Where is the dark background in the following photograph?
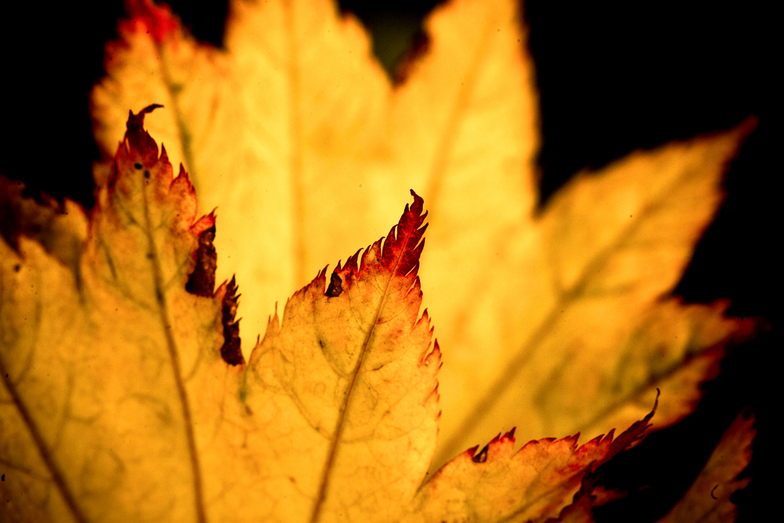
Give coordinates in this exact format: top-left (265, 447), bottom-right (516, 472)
top-left (1, 1), bottom-right (778, 521)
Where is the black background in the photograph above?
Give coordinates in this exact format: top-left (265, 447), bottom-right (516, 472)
top-left (1, 1), bottom-right (778, 521)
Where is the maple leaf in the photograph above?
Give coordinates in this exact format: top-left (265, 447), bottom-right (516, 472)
top-left (89, 0), bottom-right (760, 464)
top-left (0, 108), bottom-right (435, 522)
top-left (1, 109), bottom-right (652, 522)
top-left (0, 0), bottom-right (769, 521)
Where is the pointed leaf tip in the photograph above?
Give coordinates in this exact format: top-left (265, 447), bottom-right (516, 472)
top-left (124, 104), bottom-right (164, 168)
top-left (124, 0), bottom-right (179, 43)
top-left (379, 190), bottom-right (428, 278)
top-left (604, 390), bottom-right (659, 461)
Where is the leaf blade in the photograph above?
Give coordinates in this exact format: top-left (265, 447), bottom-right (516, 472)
top-left (0, 108), bottom-right (222, 522)
top-left (92, 0), bottom-right (392, 342)
top-left (233, 191), bottom-right (439, 522)
top-left (405, 403), bottom-right (655, 523)
top-left (434, 123), bottom-right (758, 468)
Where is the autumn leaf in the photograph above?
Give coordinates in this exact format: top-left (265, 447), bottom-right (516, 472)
top-left (0, 0), bottom-right (766, 520)
top-left (1, 108), bottom-right (435, 522)
top-left (401, 399), bottom-right (658, 522)
top-left (89, 0), bottom-right (759, 468)
top-left (90, 0), bottom-right (394, 342)
top-left (2, 109), bottom-right (656, 522)
top-left (1, 110), bottom-right (222, 522)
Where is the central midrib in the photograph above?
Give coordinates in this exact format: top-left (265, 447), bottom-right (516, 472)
top-left (141, 177), bottom-right (207, 523)
top-left (309, 238), bottom-right (415, 523)
top-left (155, 39), bottom-right (199, 196)
top-left (423, 10), bottom-right (504, 228)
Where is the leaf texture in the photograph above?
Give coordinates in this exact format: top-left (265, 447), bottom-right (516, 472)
top-left (0, 109), bottom-right (440, 522)
top-left (434, 124), bottom-right (759, 467)
top-left (403, 401), bottom-right (655, 523)
top-left (23, 0), bottom-right (762, 520)
top-left (91, 0), bottom-right (392, 339)
top-left (90, 0), bottom-right (759, 477)
top-left (233, 188), bottom-right (439, 522)
top-left (1, 106), bottom-right (220, 523)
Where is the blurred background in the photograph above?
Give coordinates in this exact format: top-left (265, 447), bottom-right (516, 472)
top-left (1, 1), bottom-right (778, 521)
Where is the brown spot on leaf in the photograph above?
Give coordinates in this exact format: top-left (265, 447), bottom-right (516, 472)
top-left (220, 276), bottom-right (244, 366)
top-left (186, 225), bottom-right (217, 297)
top-left (325, 271), bottom-right (343, 297)
top-left (472, 444), bottom-right (489, 463)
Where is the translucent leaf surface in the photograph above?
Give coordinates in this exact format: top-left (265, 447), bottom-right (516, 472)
top-left (1, 0), bottom-right (762, 520)
top-left (404, 403), bottom-right (654, 523)
top-left (2, 107), bottom-right (220, 522)
top-left (90, 1), bottom-right (758, 474)
top-left (91, 0), bottom-right (392, 339)
top-left (1, 110), bottom-right (439, 522)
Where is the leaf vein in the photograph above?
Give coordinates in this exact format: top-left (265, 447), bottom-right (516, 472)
top-left (140, 179), bottom-right (207, 523)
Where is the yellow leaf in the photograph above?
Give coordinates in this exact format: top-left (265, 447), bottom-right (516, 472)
top-left (230, 190), bottom-right (438, 522)
top-left (1, 110), bottom-right (439, 522)
top-left (2, 108), bottom-right (222, 522)
top-left (2, 0), bottom-right (763, 520)
top-left (403, 415), bottom-right (650, 523)
top-left (90, 0), bottom-right (758, 472)
top-left (434, 125), bottom-right (758, 467)
top-left (91, 0), bottom-right (392, 340)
